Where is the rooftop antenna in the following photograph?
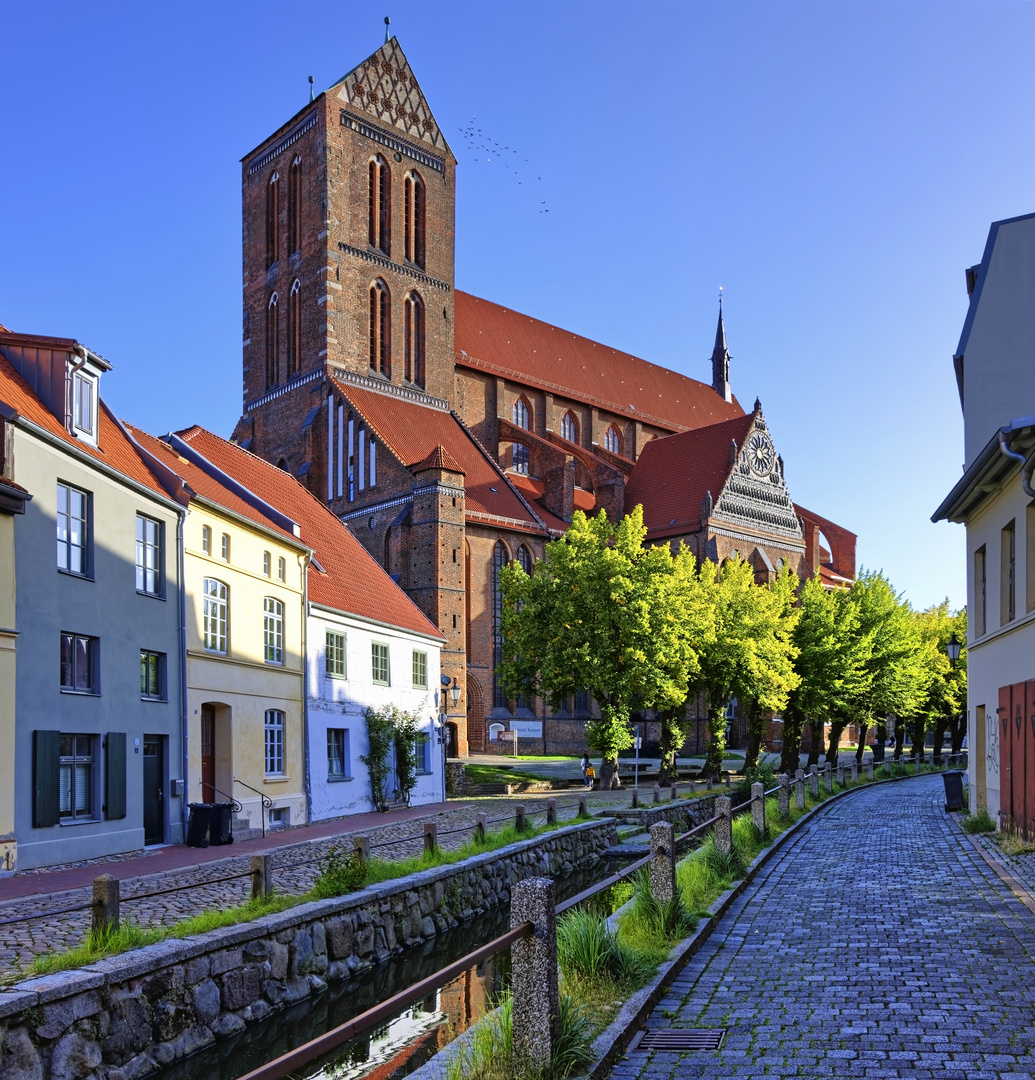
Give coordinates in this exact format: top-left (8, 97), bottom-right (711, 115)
top-left (384, 15), bottom-right (391, 43)
top-left (308, 75), bottom-right (315, 103)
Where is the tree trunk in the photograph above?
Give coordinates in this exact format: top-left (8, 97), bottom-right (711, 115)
top-left (657, 708), bottom-right (686, 787)
top-left (743, 700), bottom-right (765, 775)
top-left (932, 716), bottom-right (947, 765)
top-left (855, 725), bottom-right (869, 765)
top-left (807, 721), bottom-right (823, 767)
top-left (597, 756), bottom-right (621, 790)
top-left (949, 712), bottom-right (966, 756)
top-left (825, 721), bottom-right (847, 767)
top-left (703, 707), bottom-right (725, 779)
top-left (909, 717), bottom-right (925, 762)
top-left (893, 720), bottom-right (905, 761)
top-left (781, 710), bottom-right (805, 775)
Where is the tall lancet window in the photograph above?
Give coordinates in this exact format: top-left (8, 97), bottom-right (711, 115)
top-left (560, 411), bottom-right (578, 443)
top-left (368, 156), bottom-right (391, 256)
top-left (266, 171), bottom-right (280, 269)
top-left (265, 292), bottom-right (279, 388)
top-left (369, 279), bottom-right (391, 377)
top-left (287, 280), bottom-right (301, 375)
top-left (287, 156), bottom-right (301, 256)
top-left (404, 291), bottom-right (425, 388)
top-left (404, 171), bottom-right (426, 268)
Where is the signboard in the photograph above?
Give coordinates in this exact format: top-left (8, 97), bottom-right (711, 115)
top-left (508, 721), bottom-right (543, 739)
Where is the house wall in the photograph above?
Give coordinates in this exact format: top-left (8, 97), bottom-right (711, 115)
top-left (307, 607), bottom-right (443, 820)
top-left (12, 427), bottom-right (185, 869)
top-left (183, 505), bottom-right (307, 831)
top-left (0, 507), bottom-right (17, 872)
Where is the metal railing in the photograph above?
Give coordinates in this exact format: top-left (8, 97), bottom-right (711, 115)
top-left (234, 778), bottom-right (274, 838)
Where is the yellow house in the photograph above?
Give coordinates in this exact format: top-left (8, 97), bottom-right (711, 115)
top-left (133, 428), bottom-right (311, 835)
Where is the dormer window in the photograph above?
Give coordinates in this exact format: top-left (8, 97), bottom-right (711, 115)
top-left (72, 372), bottom-right (95, 438)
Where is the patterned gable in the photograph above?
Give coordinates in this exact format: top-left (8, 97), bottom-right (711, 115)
top-left (333, 38), bottom-right (449, 154)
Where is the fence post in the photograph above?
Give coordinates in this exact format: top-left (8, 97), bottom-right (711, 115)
top-left (725, 773), bottom-right (731, 790)
top-left (751, 782), bottom-right (765, 835)
top-left (353, 835), bottom-right (370, 863)
top-left (670, 781), bottom-right (680, 802)
top-left (251, 855), bottom-right (272, 899)
top-left (630, 788), bottom-right (639, 809)
top-left (92, 874), bottom-right (119, 937)
top-left (546, 798), bottom-right (556, 825)
top-left (423, 822), bottom-right (438, 856)
top-left (510, 878), bottom-right (559, 1071)
top-left (577, 795), bottom-right (588, 819)
top-left (836, 764), bottom-right (845, 788)
top-left (915, 754), bottom-right (921, 775)
top-left (778, 774), bottom-right (790, 818)
top-left (823, 762), bottom-right (833, 794)
top-left (706, 773), bottom-right (713, 792)
top-left (652, 784), bottom-right (661, 805)
top-left (851, 762), bottom-right (858, 783)
top-left (867, 760), bottom-right (874, 781)
top-left (649, 822), bottom-right (676, 903)
top-left (714, 795), bottom-right (732, 857)
top-left (809, 766), bottom-right (820, 799)
top-left (515, 804), bottom-right (527, 833)
top-left (794, 768), bottom-right (805, 809)
top-left (475, 811), bottom-right (487, 842)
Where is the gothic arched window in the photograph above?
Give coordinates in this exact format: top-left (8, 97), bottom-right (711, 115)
top-left (369, 279), bottom-right (391, 377)
top-left (265, 292), bottom-right (279, 388)
top-left (368, 156), bottom-right (391, 256)
top-left (512, 397), bottom-right (531, 430)
top-left (560, 411), bottom-right (579, 443)
top-left (517, 545), bottom-right (533, 576)
top-left (404, 291), bottom-right (425, 387)
top-left (404, 171), bottom-right (426, 268)
top-left (492, 540), bottom-right (509, 710)
top-left (266, 171), bottom-right (280, 269)
top-left (287, 279), bottom-right (301, 375)
top-left (604, 424), bottom-right (622, 456)
top-left (287, 156), bottom-right (301, 256)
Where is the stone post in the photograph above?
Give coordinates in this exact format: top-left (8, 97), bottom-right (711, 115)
top-left (725, 773), bottom-right (731, 790)
top-left (92, 874), bottom-right (119, 937)
top-left (823, 762), bottom-right (833, 793)
top-left (714, 795), bottom-right (732, 857)
top-left (353, 835), bottom-right (370, 863)
top-left (915, 754), bottom-right (922, 775)
top-left (577, 796), bottom-right (588, 819)
top-left (515, 804), bottom-right (527, 833)
top-left (836, 764), bottom-right (845, 788)
top-left (751, 782), bottom-right (765, 835)
top-left (851, 762), bottom-right (858, 783)
top-left (630, 789), bottom-right (639, 809)
top-left (670, 781), bottom-right (681, 802)
top-left (649, 822), bottom-right (676, 904)
top-left (475, 811), bottom-right (488, 842)
top-left (510, 878), bottom-right (559, 1071)
top-left (251, 855), bottom-right (271, 899)
top-left (778, 774), bottom-right (790, 818)
top-left (867, 760), bottom-right (874, 781)
top-left (809, 766), bottom-right (819, 799)
top-left (652, 784), bottom-right (661, 805)
top-left (706, 774), bottom-right (713, 792)
top-left (546, 798), bottom-right (556, 825)
top-left (423, 822), bottom-right (438, 856)
top-left (795, 769), bottom-right (805, 810)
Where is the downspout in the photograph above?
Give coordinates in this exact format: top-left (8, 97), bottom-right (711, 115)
top-left (301, 554), bottom-right (313, 826)
top-left (177, 509), bottom-right (190, 844)
top-left (997, 430), bottom-right (1035, 497)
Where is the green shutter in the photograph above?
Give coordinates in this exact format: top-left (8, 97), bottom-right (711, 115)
top-left (33, 730), bottom-right (61, 828)
top-left (106, 732), bottom-right (126, 820)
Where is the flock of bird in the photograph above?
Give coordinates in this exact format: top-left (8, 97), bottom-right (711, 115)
top-left (458, 117), bottom-right (550, 213)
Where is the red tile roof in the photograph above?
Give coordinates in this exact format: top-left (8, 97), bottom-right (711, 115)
top-left (0, 353), bottom-right (166, 498)
top-left (331, 378), bottom-right (547, 534)
top-left (412, 445), bottom-right (465, 474)
top-left (624, 413), bottom-right (756, 538)
top-left (506, 474), bottom-right (597, 533)
top-left (454, 292), bottom-right (745, 433)
top-left (173, 426), bottom-right (444, 640)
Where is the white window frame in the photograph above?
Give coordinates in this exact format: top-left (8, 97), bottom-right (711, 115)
top-left (202, 525), bottom-right (212, 555)
top-left (371, 641), bottom-right (390, 685)
top-left (135, 514), bottom-right (162, 596)
top-left (264, 597), bottom-right (284, 664)
top-left (265, 710), bottom-right (285, 775)
top-left (72, 371), bottom-right (97, 442)
top-left (325, 630), bottom-right (347, 678)
top-left (202, 578), bottom-right (228, 654)
top-left (56, 482), bottom-right (90, 577)
top-left (327, 728), bottom-right (351, 780)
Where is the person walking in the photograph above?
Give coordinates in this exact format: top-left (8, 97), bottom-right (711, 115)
top-left (581, 753), bottom-right (595, 789)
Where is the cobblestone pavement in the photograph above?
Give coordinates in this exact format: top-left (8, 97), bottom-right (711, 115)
top-left (609, 774), bottom-right (1035, 1080)
top-left (0, 788), bottom-right (638, 978)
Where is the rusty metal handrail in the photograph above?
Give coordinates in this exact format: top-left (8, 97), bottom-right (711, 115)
top-left (121, 868), bottom-right (254, 904)
top-left (0, 899), bottom-right (99, 927)
top-left (234, 920), bottom-right (534, 1080)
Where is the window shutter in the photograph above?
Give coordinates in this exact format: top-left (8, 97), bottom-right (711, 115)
top-left (106, 732), bottom-right (127, 820)
top-left (33, 730), bottom-right (61, 827)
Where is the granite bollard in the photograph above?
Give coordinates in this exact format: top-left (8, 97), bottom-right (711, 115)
top-left (510, 877), bottom-right (559, 1071)
top-left (649, 821), bottom-right (676, 903)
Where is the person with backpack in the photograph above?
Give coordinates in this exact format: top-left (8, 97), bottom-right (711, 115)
top-left (582, 753), bottom-right (595, 789)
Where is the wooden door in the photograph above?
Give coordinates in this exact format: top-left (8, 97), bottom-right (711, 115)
top-left (999, 684), bottom-right (1012, 827)
top-left (201, 705), bottom-right (215, 803)
top-left (975, 704), bottom-right (986, 812)
top-left (1014, 683), bottom-right (1027, 828)
top-left (1026, 681), bottom-right (1035, 835)
top-left (143, 737), bottom-right (164, 844)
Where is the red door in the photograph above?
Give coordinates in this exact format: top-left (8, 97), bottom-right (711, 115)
top-left (1000, 684), bottom-right (1013, 828)
top-left (1014, 683), bottom-right (1027, 829)
top-left (201, 705), bottom-right (215, 803)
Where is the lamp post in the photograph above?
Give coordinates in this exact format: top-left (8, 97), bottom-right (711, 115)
top-left (946, 632), bottom-right (961, 669)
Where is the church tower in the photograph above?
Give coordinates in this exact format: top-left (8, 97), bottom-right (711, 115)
top-left (237, 36), bottom-right (458, 479)
top-left (711, 303), bottom-right (732, 404)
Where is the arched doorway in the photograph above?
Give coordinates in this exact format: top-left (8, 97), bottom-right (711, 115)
top-left (467, 674), bottom-right (485, 753)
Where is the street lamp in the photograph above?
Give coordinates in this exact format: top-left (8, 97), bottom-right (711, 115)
top-left (946, 632), bottom-right (961, 669)
top-left (450, 677), bottom-right (462, 707)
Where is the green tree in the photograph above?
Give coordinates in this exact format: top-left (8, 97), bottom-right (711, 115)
top-left (911, 602), bottom-right (967, 763)
top-left (498, 507), bottom-right (705, 789)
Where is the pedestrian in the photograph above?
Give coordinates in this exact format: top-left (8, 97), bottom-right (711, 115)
top-left (581, 753), bottom-right (594, 789)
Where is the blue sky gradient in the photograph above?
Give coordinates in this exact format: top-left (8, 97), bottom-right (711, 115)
top-left (4, 1), bottom-right (1033, 610)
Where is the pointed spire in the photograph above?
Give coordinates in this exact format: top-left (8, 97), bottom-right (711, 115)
top-left (711, 296), bottom-right (732, 404)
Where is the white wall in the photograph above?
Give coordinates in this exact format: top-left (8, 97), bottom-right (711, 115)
top-left (307, 608), bottom-right (443, 820)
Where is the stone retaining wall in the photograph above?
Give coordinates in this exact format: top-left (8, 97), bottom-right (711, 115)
top-left (606, 794), bottom-right (718, 829)
top-left (0, 819), bottom-right (616, 1080)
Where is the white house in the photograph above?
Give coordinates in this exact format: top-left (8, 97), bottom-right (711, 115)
top-left (933, 211), bottom-right (1035, 828)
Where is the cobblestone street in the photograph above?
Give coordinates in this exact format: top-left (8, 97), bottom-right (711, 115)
top-left (610, 774), bottom-right (1035, 1080)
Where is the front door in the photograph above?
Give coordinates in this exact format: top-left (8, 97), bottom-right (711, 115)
top-left (201, 705), bottom-right (215, 803)
top-left (143, 736), bottom-right (164, 845)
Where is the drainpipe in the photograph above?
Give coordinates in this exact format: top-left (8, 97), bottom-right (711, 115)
top-left (177, 509), bottom-right (190, 844)
top-left (301, 555), bottom-right (313, 827)
top-left (997, 430), bottom-right (1035, 497)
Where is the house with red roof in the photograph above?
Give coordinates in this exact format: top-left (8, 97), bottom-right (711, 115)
top-left (0, 332), bottom-right (187, 870)
top-left (232, 36), bottom-right (856, 758)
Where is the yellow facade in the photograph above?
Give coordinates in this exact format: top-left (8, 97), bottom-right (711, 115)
top-left (184, 499), bottom-right (309, 833)
top-left (0, 509), bottom-right (17, 871)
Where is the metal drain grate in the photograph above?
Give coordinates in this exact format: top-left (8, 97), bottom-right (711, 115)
top-left (628, 1028), bottom-right (726, 1052)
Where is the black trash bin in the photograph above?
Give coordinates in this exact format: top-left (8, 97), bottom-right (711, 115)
top-left (210, 803), bottom-right (234, 845)
top-left (942, 771), bottom-right (965, 812)
top-left (872, 742), bottom-right (885, 764)
top-left (186, 803), bottom-right (213, 847)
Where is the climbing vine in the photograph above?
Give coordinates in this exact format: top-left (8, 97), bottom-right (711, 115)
top-left (361, 704), bottom-right (429, 812)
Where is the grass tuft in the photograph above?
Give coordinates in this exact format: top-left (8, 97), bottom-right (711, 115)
top-left (961, 806), bottom-right (996, 835)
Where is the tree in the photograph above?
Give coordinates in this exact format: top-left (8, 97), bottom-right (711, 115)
top-left (912, 602), bottom-right (967, 763)
top-left (498, 507), bottom-right (706, 789)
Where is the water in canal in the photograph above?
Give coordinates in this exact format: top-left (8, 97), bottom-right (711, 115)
top-left (153, 858), bottom-right (628, 1080)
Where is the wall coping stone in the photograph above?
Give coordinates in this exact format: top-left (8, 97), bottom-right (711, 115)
top-left (0, 989), bottom-right (39, 1019)
top-left (13, 968), bottom-right (106, 1004)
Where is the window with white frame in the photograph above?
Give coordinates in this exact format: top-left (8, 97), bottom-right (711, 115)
top-left (140, 650), bottom-right (165, 700)
top-left (56, 483), bottom-right (90, 576)
top-left (220, 533), bottom-right (231, 561)
top-left (263, 550), bottom-right (271, 577)
top-left (327, 728), bottom-right (350, 780)
top-left (412, 650), bottom-right (427, 689)
top-left (277, 556), bottom-right (286, 582)
top-left (59, 735), bottom-right (95, 820)
top-left (265, 710), bottom-right (285, 775)
top-left (264, 597), bottom-right (284, 664)
top-left (202, 578), bottom-right (228, 653)
top-left (60, 633), bottom-right (98, 694)
top-left (560, 411), bottom-right (578, 443)
top-left (72, 371), bottom-right (96, 439)
top-left (202, 524), bottom-right (212, 554)
top-left (135, 514), bottom-right (162, 595)
top-left (326, 630), bottom-right (347, 678)
top-left (372, 641), bottom-right (390, 685)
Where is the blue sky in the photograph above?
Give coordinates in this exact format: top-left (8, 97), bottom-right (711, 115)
top-left (3, 1), bottom-right (1032, 611)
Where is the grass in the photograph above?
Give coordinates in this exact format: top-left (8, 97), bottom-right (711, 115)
top-left (960, 805), bottom-right (997, 835)
top-left (465, 764), bottom-right (556, 785)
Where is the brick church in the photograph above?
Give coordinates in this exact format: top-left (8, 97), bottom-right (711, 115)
top-left (233, 36), bottom-right (856, 757)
